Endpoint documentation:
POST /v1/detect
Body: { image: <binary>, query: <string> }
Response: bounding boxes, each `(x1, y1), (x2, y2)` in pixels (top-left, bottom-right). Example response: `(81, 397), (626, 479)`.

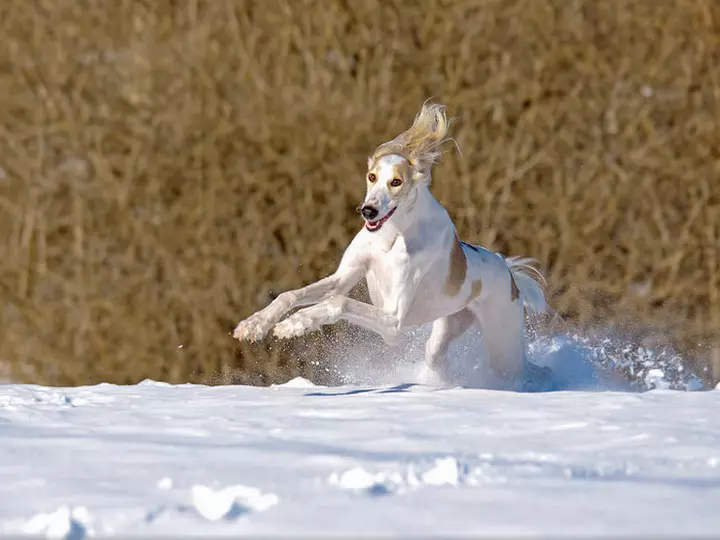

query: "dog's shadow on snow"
(305, 383), (419, 397)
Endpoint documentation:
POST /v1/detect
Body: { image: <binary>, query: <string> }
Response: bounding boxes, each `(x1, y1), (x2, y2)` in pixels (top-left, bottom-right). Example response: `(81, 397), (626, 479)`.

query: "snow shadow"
(305, 383), (419, 397)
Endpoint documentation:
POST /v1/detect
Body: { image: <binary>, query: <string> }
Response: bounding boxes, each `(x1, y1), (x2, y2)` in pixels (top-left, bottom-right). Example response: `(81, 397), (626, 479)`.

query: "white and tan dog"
(233, 102), (551, 390)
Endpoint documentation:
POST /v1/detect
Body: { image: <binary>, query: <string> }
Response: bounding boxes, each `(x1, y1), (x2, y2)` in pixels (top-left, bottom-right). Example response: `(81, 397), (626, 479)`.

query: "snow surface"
(1, 333), (719, 538)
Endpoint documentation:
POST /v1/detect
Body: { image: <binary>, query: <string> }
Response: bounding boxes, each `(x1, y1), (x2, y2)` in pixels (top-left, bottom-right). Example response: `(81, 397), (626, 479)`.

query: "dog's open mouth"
(365, 207), (396, 232)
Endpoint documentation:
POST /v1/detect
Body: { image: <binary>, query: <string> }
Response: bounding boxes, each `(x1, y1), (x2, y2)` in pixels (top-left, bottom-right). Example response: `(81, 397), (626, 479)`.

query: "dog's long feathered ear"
(370, 101), (455, 182)
(403, 102), (452, 168)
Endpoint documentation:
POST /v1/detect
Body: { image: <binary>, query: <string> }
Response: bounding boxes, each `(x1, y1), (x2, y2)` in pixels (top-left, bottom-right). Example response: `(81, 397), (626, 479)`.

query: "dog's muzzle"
(360, 205), (379, 220)
(363, 206), (396, 232)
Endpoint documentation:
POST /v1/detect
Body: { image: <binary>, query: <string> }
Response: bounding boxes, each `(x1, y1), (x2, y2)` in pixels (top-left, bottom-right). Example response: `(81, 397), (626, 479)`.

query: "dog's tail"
(506, 256), (547, 314)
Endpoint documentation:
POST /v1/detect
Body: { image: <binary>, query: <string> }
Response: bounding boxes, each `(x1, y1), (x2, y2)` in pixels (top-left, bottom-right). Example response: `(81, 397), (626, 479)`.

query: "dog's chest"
(365, 236), (413, 307)
(364, 234), (436, 309)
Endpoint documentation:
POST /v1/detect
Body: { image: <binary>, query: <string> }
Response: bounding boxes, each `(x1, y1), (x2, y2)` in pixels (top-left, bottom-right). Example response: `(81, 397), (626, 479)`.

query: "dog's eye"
(368, 173), (377, 183)
(390, 178), (403, 187)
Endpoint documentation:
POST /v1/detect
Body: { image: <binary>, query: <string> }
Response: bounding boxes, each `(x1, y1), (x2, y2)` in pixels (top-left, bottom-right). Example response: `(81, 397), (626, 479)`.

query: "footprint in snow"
(329, 457), (463, 496)
(329, 467), (397, 496)
(420, 457), (461, 486)
(21, 506), (92, 540)
(191, 484), (279, 521)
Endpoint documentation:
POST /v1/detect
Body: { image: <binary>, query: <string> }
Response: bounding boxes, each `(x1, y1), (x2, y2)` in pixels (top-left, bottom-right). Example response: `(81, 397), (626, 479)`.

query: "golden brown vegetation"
(1, 0), (719, 387)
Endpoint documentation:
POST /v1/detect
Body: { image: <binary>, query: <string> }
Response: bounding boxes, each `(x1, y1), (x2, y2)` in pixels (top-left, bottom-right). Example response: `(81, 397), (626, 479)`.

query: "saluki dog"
(233, 102), (551, 390)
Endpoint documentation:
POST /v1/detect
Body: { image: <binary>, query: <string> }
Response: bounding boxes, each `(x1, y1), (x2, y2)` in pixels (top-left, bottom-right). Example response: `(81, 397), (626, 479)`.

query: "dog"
(233, 102), (552, 390)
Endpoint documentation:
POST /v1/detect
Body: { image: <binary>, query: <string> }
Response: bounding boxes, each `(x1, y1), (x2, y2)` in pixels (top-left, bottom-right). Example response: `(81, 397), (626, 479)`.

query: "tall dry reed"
(0, 0), (718, 386)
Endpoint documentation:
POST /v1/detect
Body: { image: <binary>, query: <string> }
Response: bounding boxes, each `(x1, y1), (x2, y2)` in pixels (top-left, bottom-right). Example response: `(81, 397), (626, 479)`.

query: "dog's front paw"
(272, 313), (317, 340)
(233, 314), (274, 342)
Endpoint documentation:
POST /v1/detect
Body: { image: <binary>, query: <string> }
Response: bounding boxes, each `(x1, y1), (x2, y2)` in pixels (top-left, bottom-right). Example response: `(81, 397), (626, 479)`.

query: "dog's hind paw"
(522, 362), (555, 392)
(232, 315), (273, 342)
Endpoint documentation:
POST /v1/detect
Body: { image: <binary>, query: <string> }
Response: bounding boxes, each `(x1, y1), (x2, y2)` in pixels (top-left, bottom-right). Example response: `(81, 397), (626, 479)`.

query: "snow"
(1, 332), (719, 538)
(0, 378), (718, 537)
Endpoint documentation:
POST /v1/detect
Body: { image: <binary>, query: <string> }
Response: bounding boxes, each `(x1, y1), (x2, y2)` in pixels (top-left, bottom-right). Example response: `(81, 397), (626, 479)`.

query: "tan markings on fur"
(444, 236), (467, 297)
(390, 160), (412, 184)
(465, 279), (483, 304)
(510, 274), (520, 302)
(368, 154), (413, 184)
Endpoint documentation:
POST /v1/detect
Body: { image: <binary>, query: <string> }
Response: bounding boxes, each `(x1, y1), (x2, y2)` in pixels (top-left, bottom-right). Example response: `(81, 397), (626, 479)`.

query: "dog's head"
(360, 153), (413, 231)
(360, 102), (455, 232)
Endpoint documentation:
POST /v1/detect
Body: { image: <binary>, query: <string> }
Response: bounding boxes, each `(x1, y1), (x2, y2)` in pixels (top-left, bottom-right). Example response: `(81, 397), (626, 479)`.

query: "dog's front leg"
(233, 266), (364, 342)
(273, 296), (405, 345)
(273, 253), (425, 343)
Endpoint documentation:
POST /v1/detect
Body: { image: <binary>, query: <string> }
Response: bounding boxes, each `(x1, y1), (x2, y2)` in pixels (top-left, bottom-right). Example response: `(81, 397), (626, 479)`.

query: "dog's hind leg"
(423, 309), (476, 378)
(470, 296), (554, 391)
(468, 295), (527, 389)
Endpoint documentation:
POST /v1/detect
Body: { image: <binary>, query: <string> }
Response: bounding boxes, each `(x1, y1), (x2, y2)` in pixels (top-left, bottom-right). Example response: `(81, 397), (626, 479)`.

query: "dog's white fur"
(233, 102), (550, 389)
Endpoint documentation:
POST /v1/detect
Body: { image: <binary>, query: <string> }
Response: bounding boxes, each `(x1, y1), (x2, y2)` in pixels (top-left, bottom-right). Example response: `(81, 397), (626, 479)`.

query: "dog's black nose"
(361, 205), (379, 220)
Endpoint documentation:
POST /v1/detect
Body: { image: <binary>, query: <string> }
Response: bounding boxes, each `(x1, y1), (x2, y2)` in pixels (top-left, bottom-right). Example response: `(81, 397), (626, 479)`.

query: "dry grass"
(0, 0), (719, 386)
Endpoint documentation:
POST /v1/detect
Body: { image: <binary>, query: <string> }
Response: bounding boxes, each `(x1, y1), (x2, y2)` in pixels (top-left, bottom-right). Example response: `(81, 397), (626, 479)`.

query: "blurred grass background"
(0, 0), (718, 386)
